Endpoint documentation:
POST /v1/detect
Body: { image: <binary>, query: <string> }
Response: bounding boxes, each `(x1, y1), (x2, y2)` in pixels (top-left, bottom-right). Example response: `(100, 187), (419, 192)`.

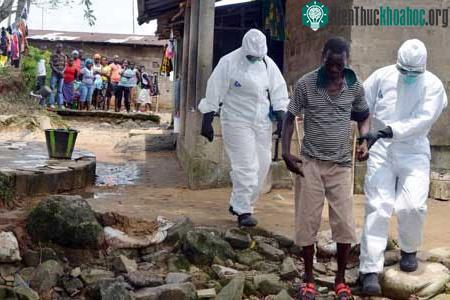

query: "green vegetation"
(21, 46), (51, 90)
(0, 173), (14, 208)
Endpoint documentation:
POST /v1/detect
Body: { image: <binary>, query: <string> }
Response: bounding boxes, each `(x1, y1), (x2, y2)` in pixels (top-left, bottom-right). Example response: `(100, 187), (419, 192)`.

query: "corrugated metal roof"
(27, 30), (167, 47)
(137, 0), (181, 25)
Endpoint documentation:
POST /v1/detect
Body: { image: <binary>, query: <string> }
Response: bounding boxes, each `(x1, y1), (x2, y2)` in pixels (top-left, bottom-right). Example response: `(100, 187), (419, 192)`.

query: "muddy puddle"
(95, 162), (141, 187)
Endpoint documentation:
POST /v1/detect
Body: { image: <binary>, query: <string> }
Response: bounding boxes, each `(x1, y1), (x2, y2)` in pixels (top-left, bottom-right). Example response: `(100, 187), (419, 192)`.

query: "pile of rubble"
(0, 195), (449, 300)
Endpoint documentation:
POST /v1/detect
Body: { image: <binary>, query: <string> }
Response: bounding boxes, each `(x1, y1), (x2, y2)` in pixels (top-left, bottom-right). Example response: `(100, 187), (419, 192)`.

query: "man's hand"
(201, 112), (215, 142)
(282, 153), (304, 176)
(273, 110), (285, 137)
(356, 140), (369, 161)
(358, 126), (393, 150)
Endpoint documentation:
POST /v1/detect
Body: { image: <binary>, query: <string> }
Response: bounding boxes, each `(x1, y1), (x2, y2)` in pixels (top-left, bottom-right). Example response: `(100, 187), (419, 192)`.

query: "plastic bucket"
(45, 129), (79, 159)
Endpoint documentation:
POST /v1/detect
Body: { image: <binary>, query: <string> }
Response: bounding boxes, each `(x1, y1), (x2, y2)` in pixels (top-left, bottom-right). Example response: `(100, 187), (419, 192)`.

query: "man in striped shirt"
(282, 37), (370, 299)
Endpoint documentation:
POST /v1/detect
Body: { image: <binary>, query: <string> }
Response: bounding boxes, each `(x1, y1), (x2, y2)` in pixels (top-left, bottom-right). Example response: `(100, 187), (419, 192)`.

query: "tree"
(0, 0), (15, 24)
(0, 0), (96, 26)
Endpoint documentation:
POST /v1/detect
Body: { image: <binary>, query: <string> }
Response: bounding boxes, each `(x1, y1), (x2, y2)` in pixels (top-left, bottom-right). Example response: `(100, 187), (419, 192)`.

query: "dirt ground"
(1, 115), (449, 250)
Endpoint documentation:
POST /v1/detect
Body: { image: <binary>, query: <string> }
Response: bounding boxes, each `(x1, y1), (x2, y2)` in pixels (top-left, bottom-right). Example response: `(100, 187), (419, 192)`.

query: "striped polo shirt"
(288, 67), (369, 166)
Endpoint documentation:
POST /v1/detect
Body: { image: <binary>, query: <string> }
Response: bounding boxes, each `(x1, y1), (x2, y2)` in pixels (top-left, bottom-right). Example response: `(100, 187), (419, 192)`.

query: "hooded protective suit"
(359, 39), (448, 274)
(198, 29), (289, 215)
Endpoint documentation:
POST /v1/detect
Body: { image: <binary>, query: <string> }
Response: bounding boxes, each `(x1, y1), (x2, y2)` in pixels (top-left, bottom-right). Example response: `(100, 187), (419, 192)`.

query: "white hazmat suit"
(198, 29), (289, 215)
(360, 39), (448, 274)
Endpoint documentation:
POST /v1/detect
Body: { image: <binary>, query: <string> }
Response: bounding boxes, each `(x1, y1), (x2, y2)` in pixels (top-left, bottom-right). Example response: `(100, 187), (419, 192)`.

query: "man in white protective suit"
(358, 39), (448, 295)
(198, 29), (289, 227)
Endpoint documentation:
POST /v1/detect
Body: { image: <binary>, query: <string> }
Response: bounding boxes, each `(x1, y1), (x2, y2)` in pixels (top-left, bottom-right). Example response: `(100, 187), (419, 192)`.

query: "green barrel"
(45, 129), (79, 159)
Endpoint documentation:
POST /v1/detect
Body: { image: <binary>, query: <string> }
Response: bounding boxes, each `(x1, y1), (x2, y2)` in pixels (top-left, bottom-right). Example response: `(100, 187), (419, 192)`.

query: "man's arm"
(389, 80), (447, 140)
(281, 111), (303, 176)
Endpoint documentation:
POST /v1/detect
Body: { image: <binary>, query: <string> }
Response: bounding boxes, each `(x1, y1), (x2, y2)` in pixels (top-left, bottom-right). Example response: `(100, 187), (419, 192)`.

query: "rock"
(166, 272), (192, 284)
(189, 267), (211, 288)
(345, 268), (359, 286)
(87, 278), (134, 300)
(80, 268), (115, 285)
(37, 116), (52, 130)
(124, 271), (165, 288)
(272, 194), (286, 201)
(142, 248), (173, 266)
(386, 238), (399, 251)
(327, 260), (338, 273)
(14, 274), (40, 300)
(0, 231), (21, 262)
(381, 262), (450, 300)
(254, 261), (279, 273)
(258, 242), (285, 261)
(30, 260), (64, 293)
(315, 276), (335, 289)
(71, 267), (82, 277)
(104, 226), (152, 250)
(317, 286), (329, 294)
(197, 288), (217, 299)
(134, 283), (196, 300)
(26, 195), (104, 249)
(23, 249), (40, 267)
(182, 230), (235, 265)
(236, 250), (264, 266)
(18, 267), (36, 283)
(61, 275), (84, 295)
(216, 275), (245, 300)
(313, 263), (328, 275)
(317, 228), (362, 258)
(289, 244), (302, 256)
(384, 250), (401, 266)
(432, 294), (450, 300)
(254, 273), (284, 296)
(233, 262), (249, 271)
(166, 217), (194, 244)
(274, 234), (295, 248)
(112, 255), (138, 273)
(224, 228), (252, 249)
(253, 236), (280, 248)
(280, 257), (299, 280)
(212, 264), (240, 280)
(274, 289), (294, 300)
(429, 247), (450, 261)
(167, 254), (191, 272)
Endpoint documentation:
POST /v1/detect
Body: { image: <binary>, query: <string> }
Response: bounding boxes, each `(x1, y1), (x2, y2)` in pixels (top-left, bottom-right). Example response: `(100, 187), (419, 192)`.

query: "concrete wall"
(350, 0), (450, 172)
(284, 0), (450, 193)
(29, 40), (173, 108)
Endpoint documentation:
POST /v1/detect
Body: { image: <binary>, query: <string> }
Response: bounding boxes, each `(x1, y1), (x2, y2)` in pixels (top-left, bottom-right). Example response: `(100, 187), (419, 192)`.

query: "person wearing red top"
(72, 50), (81, 76)
(62, 57), (78, 108)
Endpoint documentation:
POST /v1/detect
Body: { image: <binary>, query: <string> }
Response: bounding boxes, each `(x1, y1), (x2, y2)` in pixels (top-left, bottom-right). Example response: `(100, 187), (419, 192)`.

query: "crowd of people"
(34, 43), (160, 113)
(199, 29), (447, 299)
(0, 23), (29, 68)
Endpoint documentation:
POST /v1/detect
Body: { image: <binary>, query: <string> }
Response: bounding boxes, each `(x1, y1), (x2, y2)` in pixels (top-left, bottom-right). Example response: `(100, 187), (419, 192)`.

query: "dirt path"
(1, 116), (449, 250)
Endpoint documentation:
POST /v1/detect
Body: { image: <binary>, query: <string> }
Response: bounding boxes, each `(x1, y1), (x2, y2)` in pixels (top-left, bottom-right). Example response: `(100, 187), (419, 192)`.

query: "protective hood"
(242, 29), (267, 58)
(397, 39), (427, 73)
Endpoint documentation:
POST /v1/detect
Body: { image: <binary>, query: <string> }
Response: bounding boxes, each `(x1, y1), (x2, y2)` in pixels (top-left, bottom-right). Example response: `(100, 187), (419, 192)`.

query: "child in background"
(79, 58), (95, 111)
(94, 73), (103, 109)
(36, 57), (47, 91)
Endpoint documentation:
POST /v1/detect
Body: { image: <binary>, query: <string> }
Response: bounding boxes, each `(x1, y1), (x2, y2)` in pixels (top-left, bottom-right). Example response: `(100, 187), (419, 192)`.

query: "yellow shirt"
(101, 65), (112, 82)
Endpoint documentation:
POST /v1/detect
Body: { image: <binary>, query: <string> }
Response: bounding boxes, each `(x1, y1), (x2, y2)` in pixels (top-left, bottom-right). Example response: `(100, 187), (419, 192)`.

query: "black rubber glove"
(201, 112), (215, 142)
(273, 110), (285, 137)
(358, 126), (393, 149)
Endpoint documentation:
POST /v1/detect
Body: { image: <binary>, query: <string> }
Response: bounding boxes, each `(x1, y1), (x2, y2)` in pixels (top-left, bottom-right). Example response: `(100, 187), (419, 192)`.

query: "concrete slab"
(56, 109), (160, 123)
(0, 141), (96, 202)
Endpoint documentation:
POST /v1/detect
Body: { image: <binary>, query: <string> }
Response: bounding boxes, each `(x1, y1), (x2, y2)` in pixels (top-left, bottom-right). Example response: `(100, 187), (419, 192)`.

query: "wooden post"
(179, 1), (191, 137)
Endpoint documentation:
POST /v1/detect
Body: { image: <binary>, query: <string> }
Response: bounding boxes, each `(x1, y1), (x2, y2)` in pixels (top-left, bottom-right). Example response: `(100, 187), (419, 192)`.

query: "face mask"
(401, 74), (419, 85)
(246, 55), (262, 64)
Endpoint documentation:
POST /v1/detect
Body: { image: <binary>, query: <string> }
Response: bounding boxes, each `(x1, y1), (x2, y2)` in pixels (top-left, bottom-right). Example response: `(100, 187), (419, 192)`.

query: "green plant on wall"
(21, 46), (51, 91)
